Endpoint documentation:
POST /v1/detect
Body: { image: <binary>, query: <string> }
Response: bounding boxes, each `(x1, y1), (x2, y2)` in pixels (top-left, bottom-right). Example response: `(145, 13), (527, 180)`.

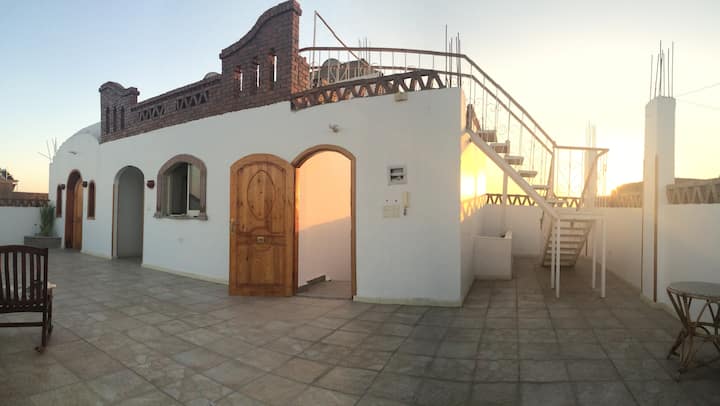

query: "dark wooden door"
(229, 154), (294, 296)
(72, 181), (83, 249)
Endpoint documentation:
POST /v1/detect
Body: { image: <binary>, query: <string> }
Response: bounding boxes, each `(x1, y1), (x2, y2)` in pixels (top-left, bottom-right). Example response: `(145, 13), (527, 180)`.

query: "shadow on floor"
(297, 280), (352, 300)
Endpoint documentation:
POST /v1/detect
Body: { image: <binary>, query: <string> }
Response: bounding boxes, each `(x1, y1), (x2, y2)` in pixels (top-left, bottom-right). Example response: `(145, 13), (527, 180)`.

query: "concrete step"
(478, 130), (497, 143)
(490, 142), (509, 154)
(504, 155), (524, 165)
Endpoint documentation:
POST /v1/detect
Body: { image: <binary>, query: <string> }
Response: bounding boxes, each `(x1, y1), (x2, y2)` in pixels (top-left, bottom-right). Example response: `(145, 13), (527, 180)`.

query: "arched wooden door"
(229, 154), (294, 296)
(65, 171), (83, 250)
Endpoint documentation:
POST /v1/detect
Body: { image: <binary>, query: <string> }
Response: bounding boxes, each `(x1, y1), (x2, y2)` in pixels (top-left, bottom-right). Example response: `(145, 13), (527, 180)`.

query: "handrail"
(300, 46), (607, 202)
(576, 149), (608, 211)
(299, 46), (558, 149)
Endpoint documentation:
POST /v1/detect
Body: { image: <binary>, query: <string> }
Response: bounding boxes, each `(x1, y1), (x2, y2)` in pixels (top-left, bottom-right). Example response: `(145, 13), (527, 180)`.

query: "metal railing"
(298, 46), (606, 202)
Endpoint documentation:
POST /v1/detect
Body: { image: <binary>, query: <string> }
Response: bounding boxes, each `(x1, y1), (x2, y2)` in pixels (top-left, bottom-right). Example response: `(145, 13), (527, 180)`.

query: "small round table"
(666, 282), (720, 376)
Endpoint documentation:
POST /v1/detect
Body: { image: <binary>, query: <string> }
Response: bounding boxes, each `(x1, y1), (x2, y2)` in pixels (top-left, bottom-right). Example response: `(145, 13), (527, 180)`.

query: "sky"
(1, 0), (718, 193)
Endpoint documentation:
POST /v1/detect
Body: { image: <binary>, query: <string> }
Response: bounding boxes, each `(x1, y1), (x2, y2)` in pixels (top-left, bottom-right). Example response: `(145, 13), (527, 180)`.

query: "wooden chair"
(0, 245), (54, 352)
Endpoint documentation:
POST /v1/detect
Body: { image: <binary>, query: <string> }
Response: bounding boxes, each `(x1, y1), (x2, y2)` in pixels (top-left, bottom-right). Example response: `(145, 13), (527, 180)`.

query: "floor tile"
(316, 366), (377, 395)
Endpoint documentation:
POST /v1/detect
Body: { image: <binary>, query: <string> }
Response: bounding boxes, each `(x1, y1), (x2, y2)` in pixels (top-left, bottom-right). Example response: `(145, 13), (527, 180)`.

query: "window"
(234, 66), (243, 92)
(156, 154), (207, 219)
(167, 163), (201, 216)
(255, 61), (261, 88)
(87, 181), (96, 219)
(105, 107), (110, 134)
(56, 185), (63, 217)
(269, 52), (277, 89)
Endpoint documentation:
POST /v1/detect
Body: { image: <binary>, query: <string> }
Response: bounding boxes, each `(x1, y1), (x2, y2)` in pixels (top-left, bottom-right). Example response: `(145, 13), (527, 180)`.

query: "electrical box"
(388, 165), (407, 185)
(383, 192), (410, 218)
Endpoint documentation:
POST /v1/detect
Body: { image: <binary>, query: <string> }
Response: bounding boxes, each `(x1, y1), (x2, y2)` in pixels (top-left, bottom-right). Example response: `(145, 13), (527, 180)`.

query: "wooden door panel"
(72, 181), (83, 249)
(230, 154), (293, 296)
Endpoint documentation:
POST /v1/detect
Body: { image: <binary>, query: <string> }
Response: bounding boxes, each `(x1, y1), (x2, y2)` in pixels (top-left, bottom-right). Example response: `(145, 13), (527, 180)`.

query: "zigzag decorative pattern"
(667, 180), (720, 204)
(290, 70), (444, 110)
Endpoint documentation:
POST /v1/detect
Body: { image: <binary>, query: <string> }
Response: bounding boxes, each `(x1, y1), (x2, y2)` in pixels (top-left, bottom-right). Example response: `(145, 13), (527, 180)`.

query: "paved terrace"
(1, 251), (719, 406)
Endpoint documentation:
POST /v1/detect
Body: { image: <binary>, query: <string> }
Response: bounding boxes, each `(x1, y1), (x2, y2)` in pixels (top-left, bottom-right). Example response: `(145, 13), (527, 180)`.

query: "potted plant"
(24, 203), (61, 248)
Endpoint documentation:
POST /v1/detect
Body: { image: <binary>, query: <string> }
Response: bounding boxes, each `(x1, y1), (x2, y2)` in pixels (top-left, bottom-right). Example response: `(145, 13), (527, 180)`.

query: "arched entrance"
(113, 166), (145, 259)
(229, 154), (295, 296)
(292, 145), (356, 299)
(64, 170), (83, 250)
(228, 147), (356, 298)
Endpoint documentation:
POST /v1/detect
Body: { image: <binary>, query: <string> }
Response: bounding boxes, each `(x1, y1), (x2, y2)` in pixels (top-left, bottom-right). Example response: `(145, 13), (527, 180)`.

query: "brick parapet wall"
(0, 192), (49, 207)
(99, 0), (308, 144)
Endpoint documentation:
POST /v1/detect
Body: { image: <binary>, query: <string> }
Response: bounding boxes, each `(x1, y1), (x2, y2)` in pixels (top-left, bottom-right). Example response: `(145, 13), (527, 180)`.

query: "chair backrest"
(0, 245), (49, 311)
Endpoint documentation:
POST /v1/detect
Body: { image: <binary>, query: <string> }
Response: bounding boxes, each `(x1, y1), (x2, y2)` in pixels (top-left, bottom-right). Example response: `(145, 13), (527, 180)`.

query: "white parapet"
(473, 231), (513, 280)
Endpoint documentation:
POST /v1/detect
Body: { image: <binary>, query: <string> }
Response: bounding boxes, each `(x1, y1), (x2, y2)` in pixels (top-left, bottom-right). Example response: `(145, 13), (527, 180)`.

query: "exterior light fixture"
(146, 180), (155, 189)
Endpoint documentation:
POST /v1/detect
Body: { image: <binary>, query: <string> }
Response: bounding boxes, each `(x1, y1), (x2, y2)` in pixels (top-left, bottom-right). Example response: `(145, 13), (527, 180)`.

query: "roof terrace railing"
(298, 47), (607, 201)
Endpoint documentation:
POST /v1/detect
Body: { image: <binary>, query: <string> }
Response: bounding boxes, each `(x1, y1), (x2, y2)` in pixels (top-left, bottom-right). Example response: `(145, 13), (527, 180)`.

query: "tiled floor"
(1, 250), (719, 405)
(297, 281), (352, 300)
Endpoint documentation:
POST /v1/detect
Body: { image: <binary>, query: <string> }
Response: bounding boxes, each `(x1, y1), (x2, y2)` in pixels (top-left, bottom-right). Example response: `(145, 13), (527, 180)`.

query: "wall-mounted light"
(328, 124), (340, 133)
(146, 180), (155, 189)
(82, 181), (88, 188)
(59, 184), (66, 190)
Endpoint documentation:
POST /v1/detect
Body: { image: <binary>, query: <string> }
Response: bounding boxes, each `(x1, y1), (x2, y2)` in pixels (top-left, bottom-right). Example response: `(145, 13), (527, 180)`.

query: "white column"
(501, 173), (508, 232)
(641, 96), (675, 302)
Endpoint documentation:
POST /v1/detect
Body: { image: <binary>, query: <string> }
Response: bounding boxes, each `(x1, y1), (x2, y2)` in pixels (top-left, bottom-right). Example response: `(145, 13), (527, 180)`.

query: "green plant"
(39, 203), (55, 236)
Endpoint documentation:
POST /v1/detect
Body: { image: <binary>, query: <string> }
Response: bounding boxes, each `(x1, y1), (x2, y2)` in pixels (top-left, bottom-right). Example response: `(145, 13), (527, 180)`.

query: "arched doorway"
(229, 154), (295, 296)
(64, 170), (83, 250)
(113, 166), (144, 259)
(293, 145), (356, 299)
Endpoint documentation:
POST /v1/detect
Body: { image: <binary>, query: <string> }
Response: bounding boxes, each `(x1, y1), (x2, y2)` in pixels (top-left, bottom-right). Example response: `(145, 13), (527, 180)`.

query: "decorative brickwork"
(0, 192), (49, 208)
(99, 1), (308, 143)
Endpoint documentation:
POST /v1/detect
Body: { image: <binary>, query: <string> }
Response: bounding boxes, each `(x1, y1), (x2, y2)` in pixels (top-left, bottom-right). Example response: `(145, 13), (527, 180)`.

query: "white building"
(48, 0), (608, 306)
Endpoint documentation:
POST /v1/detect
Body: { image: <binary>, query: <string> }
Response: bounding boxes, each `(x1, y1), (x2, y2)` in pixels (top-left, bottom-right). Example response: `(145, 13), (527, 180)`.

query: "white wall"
(658, 205), (720, 306)
(0, 207), (40, 245)
(116, 167), (144, 257)
(49, 88), (465, 305)
(481, 205), (543, 257)
(459, 132), (488, 299)
(298, 151), (351, 284)
(588, 208), (642, 289)
(48, 124), (104, 255)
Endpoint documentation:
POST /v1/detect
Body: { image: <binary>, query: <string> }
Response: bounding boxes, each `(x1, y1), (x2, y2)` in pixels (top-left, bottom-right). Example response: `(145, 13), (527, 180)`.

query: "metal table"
(666, 281), (720, 376)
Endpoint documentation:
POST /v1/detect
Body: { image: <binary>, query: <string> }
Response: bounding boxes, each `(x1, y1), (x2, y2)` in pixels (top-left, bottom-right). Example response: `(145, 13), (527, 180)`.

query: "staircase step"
(518, 170), (538, 178)
(543, 262), (576, 267)
(489, 142), (509, 154)
(504, 155), (524, 165)
(478, 130), (497, 143)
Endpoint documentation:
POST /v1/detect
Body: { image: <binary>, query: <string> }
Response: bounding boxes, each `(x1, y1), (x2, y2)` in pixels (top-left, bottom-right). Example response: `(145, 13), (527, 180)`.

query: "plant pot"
(24, 235), (61, 249)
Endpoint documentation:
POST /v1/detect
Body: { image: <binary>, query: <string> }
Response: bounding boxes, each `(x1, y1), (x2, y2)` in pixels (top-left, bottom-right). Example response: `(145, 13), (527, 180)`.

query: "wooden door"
(230, 154), (294, 296)
(72, 181), (83, 249)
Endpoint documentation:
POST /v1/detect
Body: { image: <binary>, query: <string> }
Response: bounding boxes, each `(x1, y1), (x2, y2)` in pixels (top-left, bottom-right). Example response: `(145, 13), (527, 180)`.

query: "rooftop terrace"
(1, 250), (718, 405)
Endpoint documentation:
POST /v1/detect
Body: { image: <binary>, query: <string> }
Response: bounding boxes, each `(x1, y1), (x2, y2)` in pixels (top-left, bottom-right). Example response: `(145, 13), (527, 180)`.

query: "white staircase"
(464, 105), (606, 298)
(542, 215), (594, 267)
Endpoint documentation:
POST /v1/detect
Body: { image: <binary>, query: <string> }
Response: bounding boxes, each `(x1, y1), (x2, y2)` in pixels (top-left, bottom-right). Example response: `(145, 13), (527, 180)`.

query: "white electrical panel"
(388, 165), (407, 185)
(383, 205), (402, 218)
(383, 192), (409, 218)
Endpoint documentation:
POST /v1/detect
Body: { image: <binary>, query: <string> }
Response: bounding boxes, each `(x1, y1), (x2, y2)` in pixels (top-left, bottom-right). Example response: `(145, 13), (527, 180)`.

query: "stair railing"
(299, 47), (556, 194)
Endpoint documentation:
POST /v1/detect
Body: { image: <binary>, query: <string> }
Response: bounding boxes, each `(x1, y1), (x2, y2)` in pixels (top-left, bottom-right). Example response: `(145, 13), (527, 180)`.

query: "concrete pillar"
(584, 123), (597, 209)
(641, 96), (675, 301)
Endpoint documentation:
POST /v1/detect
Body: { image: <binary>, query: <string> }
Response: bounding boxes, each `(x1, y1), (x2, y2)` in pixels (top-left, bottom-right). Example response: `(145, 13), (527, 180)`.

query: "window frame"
(87, 181), (96, 219)
(56, 185), (63, 217)
(155, 154), (207, 220)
